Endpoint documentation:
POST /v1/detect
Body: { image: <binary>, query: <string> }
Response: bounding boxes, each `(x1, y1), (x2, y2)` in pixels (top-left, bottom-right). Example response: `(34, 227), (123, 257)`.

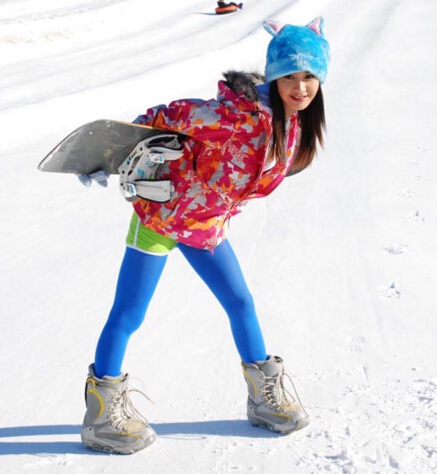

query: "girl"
(81, 18), (330, 454)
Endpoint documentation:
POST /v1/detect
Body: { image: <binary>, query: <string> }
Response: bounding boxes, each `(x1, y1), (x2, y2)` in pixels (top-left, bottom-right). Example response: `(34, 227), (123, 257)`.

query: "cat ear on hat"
(306, 17), (325, 37)
(263, 20), (286, 36)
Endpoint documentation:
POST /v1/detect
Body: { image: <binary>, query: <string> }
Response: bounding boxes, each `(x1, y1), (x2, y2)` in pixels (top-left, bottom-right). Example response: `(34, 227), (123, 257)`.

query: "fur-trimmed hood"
(222, 70), (265, 102)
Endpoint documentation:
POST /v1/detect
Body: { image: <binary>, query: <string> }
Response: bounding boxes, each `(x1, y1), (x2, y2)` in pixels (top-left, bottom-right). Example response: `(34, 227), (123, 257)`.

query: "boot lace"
(109, 387), (153, 432)
(261, 371), (309, 417)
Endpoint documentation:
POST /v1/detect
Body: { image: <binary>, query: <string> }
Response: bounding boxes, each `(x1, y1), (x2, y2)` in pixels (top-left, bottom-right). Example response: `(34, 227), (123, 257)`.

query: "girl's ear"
(306, 17), (325, 37)
(263, 20), (286, 36)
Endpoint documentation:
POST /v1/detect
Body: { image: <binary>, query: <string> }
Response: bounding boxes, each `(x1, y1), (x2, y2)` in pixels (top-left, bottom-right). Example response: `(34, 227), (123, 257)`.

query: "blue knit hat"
(263, 17), (330, 84)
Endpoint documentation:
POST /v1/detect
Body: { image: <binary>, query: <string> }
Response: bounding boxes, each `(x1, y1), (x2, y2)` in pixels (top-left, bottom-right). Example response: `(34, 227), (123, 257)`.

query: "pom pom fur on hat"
(263, 17), (330, 84)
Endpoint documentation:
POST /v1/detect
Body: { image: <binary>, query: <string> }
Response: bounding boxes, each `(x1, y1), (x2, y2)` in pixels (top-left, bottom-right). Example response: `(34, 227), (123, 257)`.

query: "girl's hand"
(76, 170), (110, 188)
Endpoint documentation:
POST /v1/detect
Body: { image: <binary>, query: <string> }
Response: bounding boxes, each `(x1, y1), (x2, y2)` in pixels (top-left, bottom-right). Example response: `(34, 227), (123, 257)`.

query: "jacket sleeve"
(285, 121), (308, 177)
(133, 97), (237, 148)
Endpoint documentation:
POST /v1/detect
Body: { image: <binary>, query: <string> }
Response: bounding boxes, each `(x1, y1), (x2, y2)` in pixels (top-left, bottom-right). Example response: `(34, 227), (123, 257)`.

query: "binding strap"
(118, 133), (183, 203)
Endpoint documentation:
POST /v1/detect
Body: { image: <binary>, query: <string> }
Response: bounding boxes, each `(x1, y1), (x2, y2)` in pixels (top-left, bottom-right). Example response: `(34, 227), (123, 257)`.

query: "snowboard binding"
(118, 134), (183, 203)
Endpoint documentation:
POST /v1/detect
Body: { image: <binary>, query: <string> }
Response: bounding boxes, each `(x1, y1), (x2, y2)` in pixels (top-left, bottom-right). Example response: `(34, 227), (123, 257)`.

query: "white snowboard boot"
(81, 364), (156, 454)
(242, 355), (309, 434)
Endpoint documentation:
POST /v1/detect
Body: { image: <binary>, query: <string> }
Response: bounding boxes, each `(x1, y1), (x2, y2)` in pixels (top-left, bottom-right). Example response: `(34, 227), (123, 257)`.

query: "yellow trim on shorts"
(126, 212), (177, 256)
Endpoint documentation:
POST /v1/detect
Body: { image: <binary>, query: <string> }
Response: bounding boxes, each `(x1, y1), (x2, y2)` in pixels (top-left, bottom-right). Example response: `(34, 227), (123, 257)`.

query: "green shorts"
(126, 212), (177, 256)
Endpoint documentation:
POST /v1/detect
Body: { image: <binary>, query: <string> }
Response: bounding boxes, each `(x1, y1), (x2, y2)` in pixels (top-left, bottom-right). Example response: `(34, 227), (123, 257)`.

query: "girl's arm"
(133, 98), (236, 148)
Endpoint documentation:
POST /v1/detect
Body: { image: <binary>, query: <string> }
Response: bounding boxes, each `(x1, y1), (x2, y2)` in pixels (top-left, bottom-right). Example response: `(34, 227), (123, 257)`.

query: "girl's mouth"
(291, 95), (307, 102)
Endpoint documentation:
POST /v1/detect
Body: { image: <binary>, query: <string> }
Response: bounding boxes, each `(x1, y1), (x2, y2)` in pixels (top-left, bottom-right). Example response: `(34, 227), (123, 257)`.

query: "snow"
(1, 0), (436, 472)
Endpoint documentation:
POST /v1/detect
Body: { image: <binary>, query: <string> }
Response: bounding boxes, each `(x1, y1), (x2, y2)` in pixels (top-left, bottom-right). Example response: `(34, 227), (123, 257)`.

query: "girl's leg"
(178, 240), (267, 363)
(94, 247), (167, 378)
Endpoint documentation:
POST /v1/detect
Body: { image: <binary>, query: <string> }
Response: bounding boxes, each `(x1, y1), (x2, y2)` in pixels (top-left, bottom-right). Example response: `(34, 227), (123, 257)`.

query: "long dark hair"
(268, 80), (326, 171)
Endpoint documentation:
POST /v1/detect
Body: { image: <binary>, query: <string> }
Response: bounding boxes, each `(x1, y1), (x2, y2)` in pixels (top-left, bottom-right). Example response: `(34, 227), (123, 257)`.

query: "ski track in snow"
(1, 0), (437, 473)
(0, 0), (131, 24)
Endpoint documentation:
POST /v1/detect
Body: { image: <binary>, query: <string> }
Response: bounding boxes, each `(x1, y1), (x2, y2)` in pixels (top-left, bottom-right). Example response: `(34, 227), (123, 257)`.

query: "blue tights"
(94, 241), (267, 378)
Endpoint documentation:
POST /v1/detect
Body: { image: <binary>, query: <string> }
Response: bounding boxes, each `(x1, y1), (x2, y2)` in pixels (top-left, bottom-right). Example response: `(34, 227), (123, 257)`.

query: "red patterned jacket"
(132, 72), (300, 250)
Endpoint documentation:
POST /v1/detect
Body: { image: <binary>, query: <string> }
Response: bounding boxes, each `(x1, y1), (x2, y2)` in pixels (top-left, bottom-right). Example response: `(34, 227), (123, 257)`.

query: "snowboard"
(38, 119), (183, 175)
(38, 119), (185, 202)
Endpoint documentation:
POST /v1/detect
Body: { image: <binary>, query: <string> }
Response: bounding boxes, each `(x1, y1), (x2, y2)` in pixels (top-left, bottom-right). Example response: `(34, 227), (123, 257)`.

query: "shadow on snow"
(0, 420), (280, 455)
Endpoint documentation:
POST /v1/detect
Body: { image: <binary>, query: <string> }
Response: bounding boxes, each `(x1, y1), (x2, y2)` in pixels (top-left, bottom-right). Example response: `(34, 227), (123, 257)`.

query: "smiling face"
(276, 72), (320, 119)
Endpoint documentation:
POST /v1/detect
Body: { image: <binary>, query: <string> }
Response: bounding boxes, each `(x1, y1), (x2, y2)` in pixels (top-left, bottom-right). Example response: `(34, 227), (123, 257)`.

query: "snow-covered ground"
(1, 0), (436, 472)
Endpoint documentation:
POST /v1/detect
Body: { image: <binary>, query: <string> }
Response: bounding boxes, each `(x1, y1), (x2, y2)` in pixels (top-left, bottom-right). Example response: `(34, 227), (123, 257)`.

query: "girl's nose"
(294, 81), (306, 92)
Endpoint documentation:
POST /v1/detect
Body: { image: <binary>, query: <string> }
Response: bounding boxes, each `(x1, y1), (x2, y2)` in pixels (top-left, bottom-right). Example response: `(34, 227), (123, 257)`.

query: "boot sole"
(81, 427), (157, 454)
(250, 416), (310, 434)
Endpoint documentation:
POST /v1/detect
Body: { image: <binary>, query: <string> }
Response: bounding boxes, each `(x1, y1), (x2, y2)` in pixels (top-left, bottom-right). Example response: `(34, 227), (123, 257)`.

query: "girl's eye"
(305, 74), (316, 79)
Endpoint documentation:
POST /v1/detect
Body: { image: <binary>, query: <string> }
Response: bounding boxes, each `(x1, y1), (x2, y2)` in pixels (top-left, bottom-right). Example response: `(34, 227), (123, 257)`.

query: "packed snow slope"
(1, 0), (436, 472)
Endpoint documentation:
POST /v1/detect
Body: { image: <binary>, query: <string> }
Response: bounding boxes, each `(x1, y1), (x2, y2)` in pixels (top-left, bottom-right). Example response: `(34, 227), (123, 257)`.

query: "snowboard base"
(38, 120), (182, 176)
